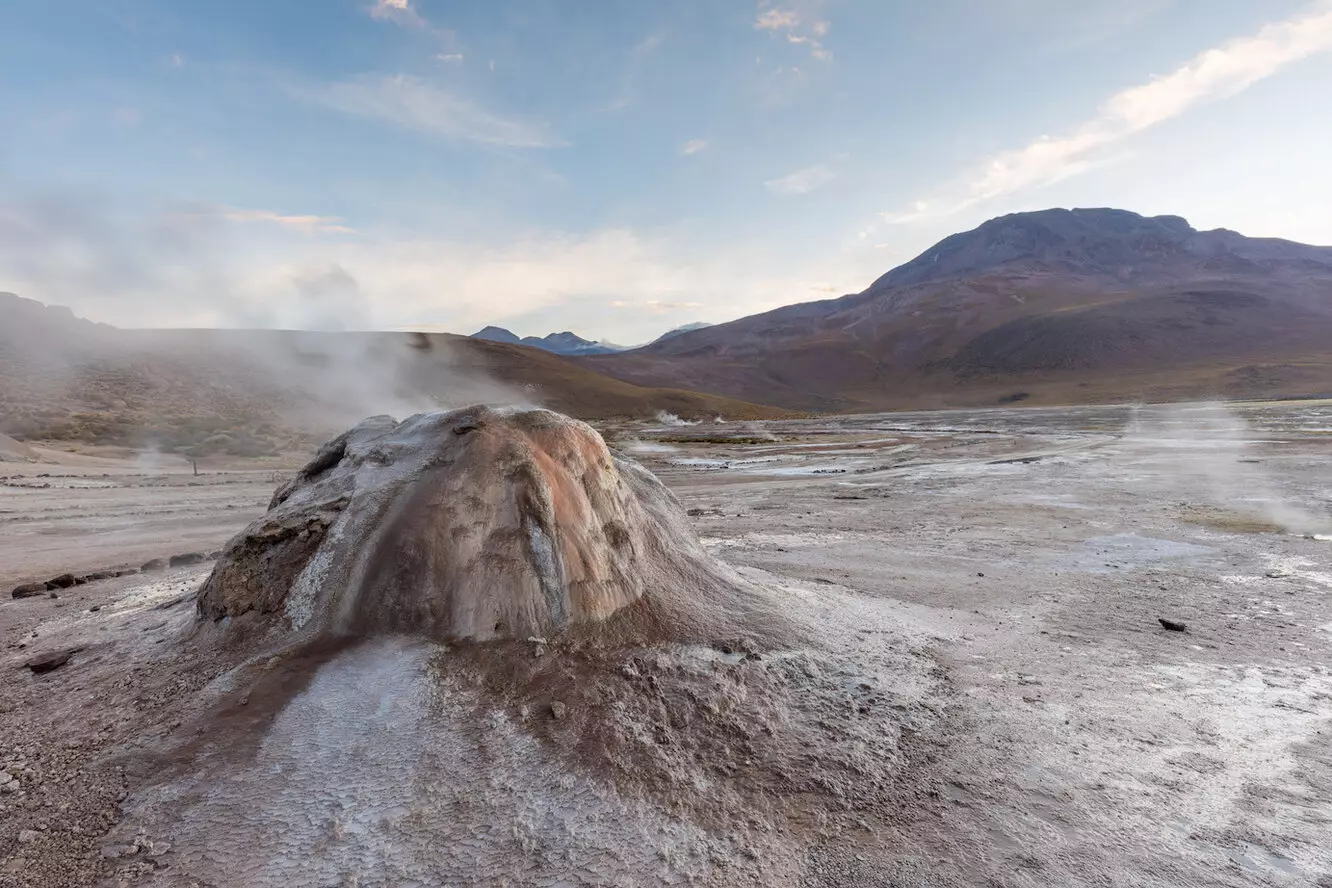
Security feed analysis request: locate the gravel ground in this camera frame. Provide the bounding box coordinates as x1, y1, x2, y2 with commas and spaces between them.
2, 401, 1330, 886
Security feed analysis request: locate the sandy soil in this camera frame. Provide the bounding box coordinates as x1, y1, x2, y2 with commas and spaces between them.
2, 402, 1331, 886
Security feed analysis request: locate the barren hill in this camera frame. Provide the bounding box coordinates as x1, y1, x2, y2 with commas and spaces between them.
0, 293, 784, 452
584, 208, 1332, 410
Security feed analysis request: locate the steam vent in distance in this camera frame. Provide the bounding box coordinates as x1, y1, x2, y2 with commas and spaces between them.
197, 405, 788, 647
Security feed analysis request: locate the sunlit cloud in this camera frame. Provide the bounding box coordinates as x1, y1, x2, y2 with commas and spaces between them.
883, 1, 1332, 223
680, 138, 709, 155
755, 6, 832, 61
368, 0, 426, 29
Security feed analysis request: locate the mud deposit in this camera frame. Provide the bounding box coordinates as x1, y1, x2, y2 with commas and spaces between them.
3, 401, 1332, 886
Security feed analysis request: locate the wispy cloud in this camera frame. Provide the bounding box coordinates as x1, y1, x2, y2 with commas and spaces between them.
765, 164, 835, 195
214, 208, 354, 235
755, 6, 832, 60
436, 53, 464, 64
367, 0, 460, 49
368, 0, 427, 29
680, 138, 709, 156
607, 33, 665, 112
884, 1, 1332, 222
167, 204, 354, 234
301, 74, 566, 148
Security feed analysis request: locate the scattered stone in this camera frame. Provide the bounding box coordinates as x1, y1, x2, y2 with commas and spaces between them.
169, 552, 205, 567
47, 573, 78, 589
114, 568, 140, 577
24, 648, 80, 674
48, 591, 59, 599
1158, 618, 1188, 632
550, 701, 568, 720
84, 570, 113, 581
141, 558, 168, 572
11, 583, 46, 599
17, 829, 40, 844
101, 844, 135, 860
89, 605, 102, 612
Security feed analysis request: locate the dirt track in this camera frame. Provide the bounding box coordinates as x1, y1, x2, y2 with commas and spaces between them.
2, 402, 1330, 886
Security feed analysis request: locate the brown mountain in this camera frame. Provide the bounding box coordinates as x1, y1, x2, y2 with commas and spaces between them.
0, 293, 784, 452
584, 208, 1332, 410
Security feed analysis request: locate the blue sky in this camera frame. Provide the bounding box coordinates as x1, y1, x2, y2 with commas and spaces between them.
2, 0, 1331, 343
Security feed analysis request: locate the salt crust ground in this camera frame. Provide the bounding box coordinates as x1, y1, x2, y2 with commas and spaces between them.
2, 401, 1331, 886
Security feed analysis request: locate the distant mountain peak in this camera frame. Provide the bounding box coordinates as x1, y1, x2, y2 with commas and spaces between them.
471, 325, 522, 344
468, 326, 623, 356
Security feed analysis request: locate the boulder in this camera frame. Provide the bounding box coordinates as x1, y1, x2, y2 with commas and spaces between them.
197, 407, 789, 646
25, 648, 80, 673
11, 583, 46, 599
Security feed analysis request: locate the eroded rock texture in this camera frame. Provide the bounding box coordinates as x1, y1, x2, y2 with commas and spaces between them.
198, 406, 782, 645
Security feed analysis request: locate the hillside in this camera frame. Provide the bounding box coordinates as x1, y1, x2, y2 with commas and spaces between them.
585, 209, 1332, 410
0, 293, 785, 452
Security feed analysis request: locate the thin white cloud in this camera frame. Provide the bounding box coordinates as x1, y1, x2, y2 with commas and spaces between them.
437, 53, 464, 64
765, 164, 835, 195
680, 139, 709, 156
368, 0, 426, 28
606, 33, 665, 112
885, 1, 1332, 222
302, 74, 566, 148
216, 208, 354, 235
167, 205, 354, 234
755, 7, 832, 61
755, 9, 799, 31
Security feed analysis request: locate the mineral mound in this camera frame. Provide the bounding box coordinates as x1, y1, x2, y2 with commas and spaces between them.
197, 406, 787, 645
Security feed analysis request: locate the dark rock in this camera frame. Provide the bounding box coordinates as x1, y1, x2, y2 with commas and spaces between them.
11, 583, 46, 599
206, 551, 222, 560
89, 605, 102, 612
114, 568, 140, 577
1158, 618, 1187, 632
47, 573, 78, 589
48, 591, 58, 599
169, 552, 205, 567
84, 571, 113, 581
25, 647, 80, 673
141, 558, 168, 572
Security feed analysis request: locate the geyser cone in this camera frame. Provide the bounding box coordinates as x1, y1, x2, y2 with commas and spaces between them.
198, 406, 787, 645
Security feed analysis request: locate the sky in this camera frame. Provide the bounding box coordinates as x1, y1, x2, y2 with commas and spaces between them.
2, 0, 1331, 344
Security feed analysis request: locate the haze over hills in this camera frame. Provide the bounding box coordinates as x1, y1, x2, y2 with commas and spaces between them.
469, 322, 714, 354
585, 208, 1332, 411
0, 293, 784, 452
470, 326, 624, 356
